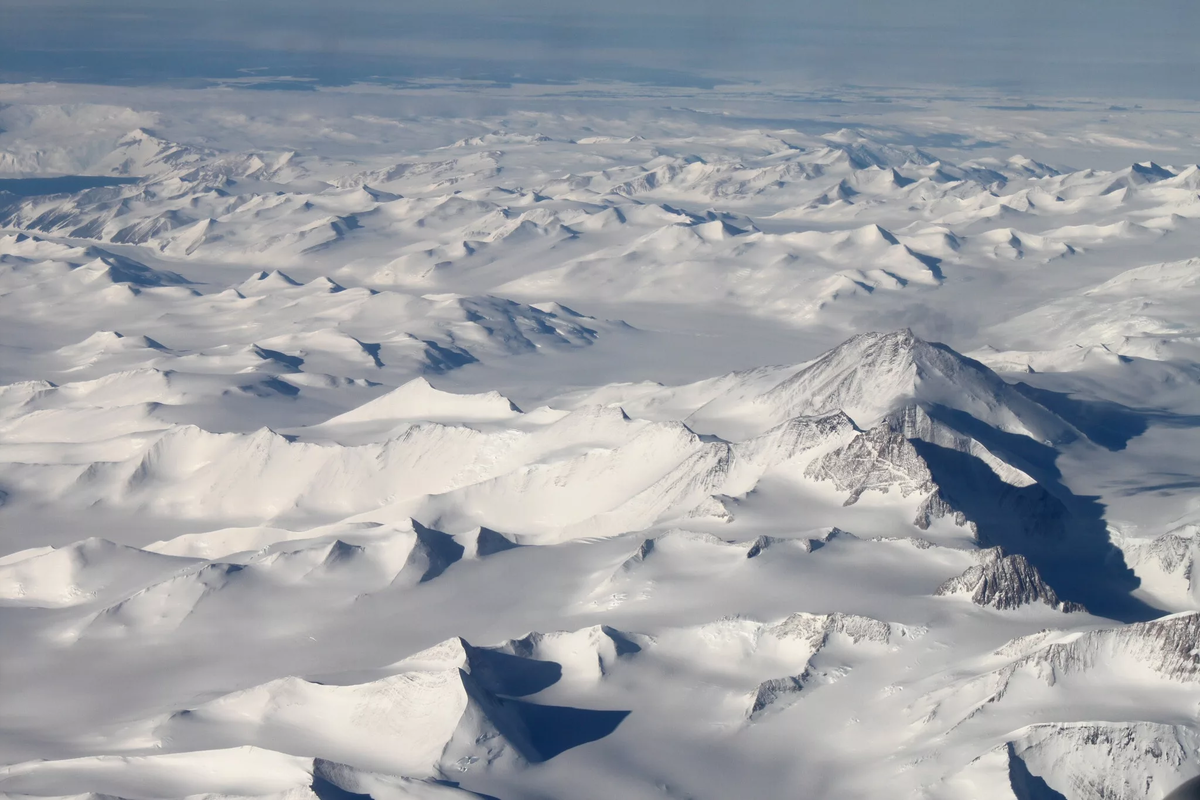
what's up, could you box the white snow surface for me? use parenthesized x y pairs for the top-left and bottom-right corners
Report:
(2, 80), (1200, 800)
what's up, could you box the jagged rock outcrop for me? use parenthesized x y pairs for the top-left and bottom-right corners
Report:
(765, 611), (898, 648)
(936, 548), (1084, 612)
(1030, 612), (1200, 682)
(1121, 525), (1200, 609)
(802, 395), (1071, 547)
(1009, 721), (1200, 800)
(748, 675), (805, 719)
(747, 612), (915, 719)
(802, 419), (975, 532)
(974, 613), (1200, 706)
(804, 422), (936, 504)
(1144, 527), (1200, 580)
(732, 411), (856, 467)
(744, 527), (855, 558)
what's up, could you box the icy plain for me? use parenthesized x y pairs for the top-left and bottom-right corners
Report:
(2, 80), (1200, 799)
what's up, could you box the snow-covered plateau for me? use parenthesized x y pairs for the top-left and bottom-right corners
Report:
(2, 80), (1200, 799)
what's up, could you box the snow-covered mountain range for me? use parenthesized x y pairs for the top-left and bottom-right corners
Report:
(2, 81), (1200, 799)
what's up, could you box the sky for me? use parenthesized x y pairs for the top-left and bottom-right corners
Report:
(2, 0), (1199, 98)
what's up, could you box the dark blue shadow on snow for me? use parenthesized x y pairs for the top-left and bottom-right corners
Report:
(921, 405), (1161, 622)
(465, 648), (563, 698)
(1006, 744), (1068, 800)
(508, 699), (630, 761)
(1165, 775), (1200, 800)
(310, 777), (372, 800)
(1012, 383), (1149, 452)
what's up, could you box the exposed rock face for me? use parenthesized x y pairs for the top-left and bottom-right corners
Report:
(747, 612), (912, 720)
(733, 411), (857, 467)
(745, 527), (854, 558)
(804, 402), (1074, 548)
(748, 675), (806, 718)
(801, 415), (979, 532)
(920, 615), (1200, 784)
(979, 613), (1200, 696)
(1122, 525), (1200, 609)
(936, 549), (1084, 613)
(766, 610), (898, 648)
(883, 404), (1035, 488)
(1010, 721), (1200, 800)
(804, 423), (936, 505)
(757, 334), (1083, 553)
(1036, 612), (1200, 682)
(951, 722), (1200, 800)
(1147, 529), (1200, 579)
(801, 398), (1053, 530)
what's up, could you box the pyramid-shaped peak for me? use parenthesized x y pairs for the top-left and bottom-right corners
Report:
(72, 330), (127, 347)
(392, 636), (473, 672)
(825, 128), (869, 144)
(937, 550), (1083, 612)
(118, 127), (158, 144)
(754, 330), (1072, 443)
(848, 224), (901, 247)
(239, 269), (301, 291)
(304, 275), (346, 293)
(1132, 161), (1175, 181)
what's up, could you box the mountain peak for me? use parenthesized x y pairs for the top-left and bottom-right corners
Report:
(751, 330), (1070, 443)
(937, 549), (1084, 612)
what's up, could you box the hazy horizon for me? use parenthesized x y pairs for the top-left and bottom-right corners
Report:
(3, 0), (1199, 98)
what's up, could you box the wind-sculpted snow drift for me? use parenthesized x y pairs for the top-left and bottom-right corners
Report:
(2, 86), (1200, 800)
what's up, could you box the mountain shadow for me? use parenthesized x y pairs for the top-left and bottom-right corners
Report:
(465, 646), (563, 697)
(1007, 744), (1069, 800)
(910, 437), (1160, 622)
(1165, 775), (1200, 800)
(927, 404), (1065, 482)
(411, 521), (466, 582)
(507, 700), (630, 761)
(1013, 383), (1148, 452)
(311, 776), (373, 800)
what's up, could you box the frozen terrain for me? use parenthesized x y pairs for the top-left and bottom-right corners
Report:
(2, 79), (1200, 799)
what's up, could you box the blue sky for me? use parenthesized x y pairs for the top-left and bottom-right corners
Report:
(2, 0), (1198, 98)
